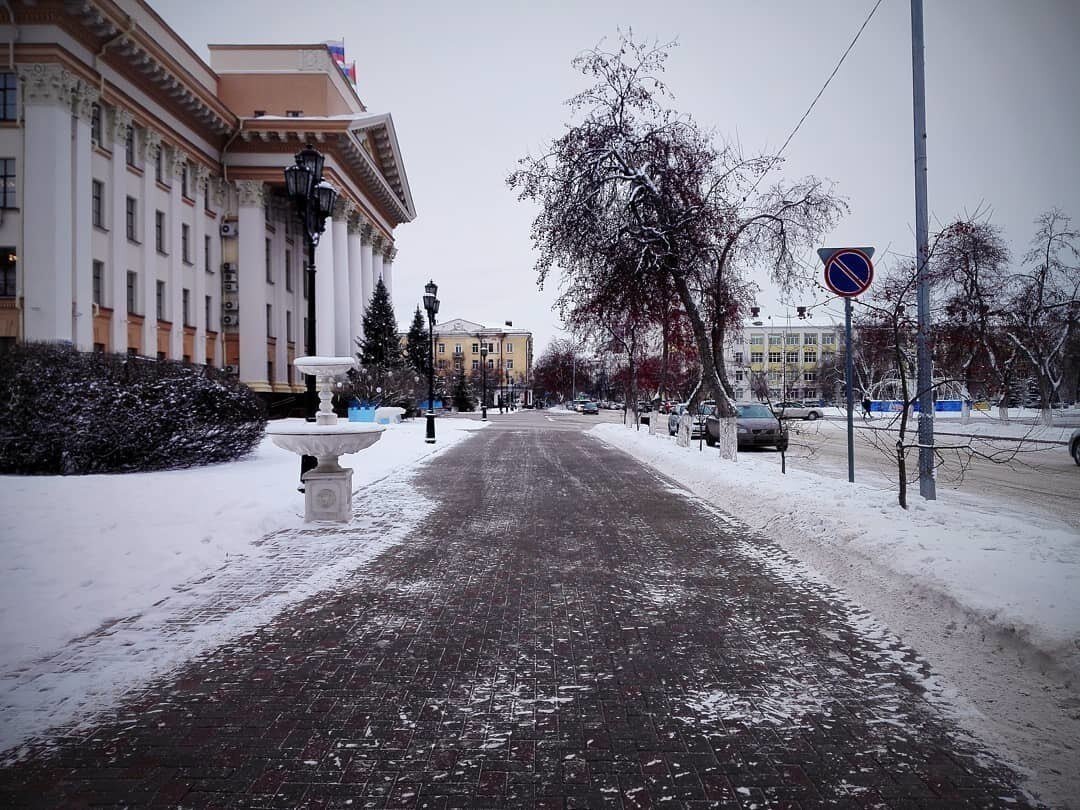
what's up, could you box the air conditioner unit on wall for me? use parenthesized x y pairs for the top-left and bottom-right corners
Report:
(221, 262), (235, 273)
(222, 314), (239, 327)
(220, 221), (238, 237)
(223, 281), (238, 293)
(222, 270), (238, 283)
(223, 300), (239, 312)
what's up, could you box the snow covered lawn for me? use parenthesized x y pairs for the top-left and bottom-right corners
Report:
(0, 417), (485, 754)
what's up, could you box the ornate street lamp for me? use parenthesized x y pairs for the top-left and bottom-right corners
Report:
(284, 144), (338, 486)
(422, 280), (439, 443)
(480, 343), (488, 421)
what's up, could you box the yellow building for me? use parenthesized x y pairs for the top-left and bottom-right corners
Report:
(727, 313), (842, 403)
(432, 318), (533, 407)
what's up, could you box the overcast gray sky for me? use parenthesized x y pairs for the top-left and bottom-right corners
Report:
(154, 0), (1080, 354)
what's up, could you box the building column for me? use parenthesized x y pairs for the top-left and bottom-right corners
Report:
(192, 165), (208, 363)
(236, 180), (268, 390)
(107, 108), (132, 352)
(18, 64), (76, 343)
(271, 197), (289, 390)
(208, 179), (226, 366)
(167, 149), (185, 359)
(359, 220), (374, 318)
(347, 214), (364, 348)
(72, 81), (98, 350)
(371, 233), (385, 293)
(331, 199), (352, 356)
(140, 130), (161, 355)
(382, 245), (397, 302)
(314, 230), (335, 356)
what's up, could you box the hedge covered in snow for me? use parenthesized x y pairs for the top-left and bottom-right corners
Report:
(0, 343), (267, 475)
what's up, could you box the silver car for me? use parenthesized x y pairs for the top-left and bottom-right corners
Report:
(705, 403), (789, 451)
(668, 402), (713, 437)
(1070, 428), (1080, 466)
(772, 400), (824, 420)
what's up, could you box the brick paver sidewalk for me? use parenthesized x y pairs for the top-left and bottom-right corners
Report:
(0, 418), (1038, 808)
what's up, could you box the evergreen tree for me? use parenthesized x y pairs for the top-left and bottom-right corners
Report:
(451, 364), (476, 411)
(358, 278), (402, 369)
(405, 306), (429, 377)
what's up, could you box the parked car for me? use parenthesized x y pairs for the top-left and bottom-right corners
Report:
(667, 402), (714, 437)
(705, 402), (789, 451)
(580, 401), (600, 415)
(771, 401), (824, 420)
(1071, 428), (1080, 466)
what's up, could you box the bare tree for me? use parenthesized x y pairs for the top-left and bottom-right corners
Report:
(509, 33), (844, 458)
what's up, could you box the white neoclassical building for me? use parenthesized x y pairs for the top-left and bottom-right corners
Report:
(0, 0), (415, 401)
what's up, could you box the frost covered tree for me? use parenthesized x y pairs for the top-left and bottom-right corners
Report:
(509, 33), (844, 458)
(404, 305), (430, 379)
(358, 278), (402, 370)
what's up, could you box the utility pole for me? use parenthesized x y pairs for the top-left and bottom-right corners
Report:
(911, 0), (936, 499)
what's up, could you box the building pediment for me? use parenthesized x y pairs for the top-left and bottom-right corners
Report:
(436, 319), (486, 332)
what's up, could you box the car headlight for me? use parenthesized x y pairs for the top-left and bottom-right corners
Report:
(737, 425), (748, 433)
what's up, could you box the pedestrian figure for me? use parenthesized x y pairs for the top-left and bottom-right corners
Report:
(862, 396), (872, 419)
(498, 394), (504, 414)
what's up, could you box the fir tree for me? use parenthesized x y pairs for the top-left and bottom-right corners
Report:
(358, 278), (402, 369)
(405, 306), (429, 377)
(451, 364), (476, 411)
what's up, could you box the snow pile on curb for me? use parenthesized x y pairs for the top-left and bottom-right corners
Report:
(590, 422), (1080, 678)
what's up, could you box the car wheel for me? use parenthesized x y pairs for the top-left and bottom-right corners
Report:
(806, 411), (819, 420)
(705, 433), (716, 447)
(668, 428), (675, 436)
(1073, 440), (1080, 466)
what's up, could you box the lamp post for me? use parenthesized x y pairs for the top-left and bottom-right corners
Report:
(423, 280), (439, 443)
(480, 344), (488, 420)
(284, 144), (338, 486)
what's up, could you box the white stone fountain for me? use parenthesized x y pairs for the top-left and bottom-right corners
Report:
(266, 356), (384, 523)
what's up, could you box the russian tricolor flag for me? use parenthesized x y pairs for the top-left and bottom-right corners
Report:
(324, 39), (345, 66)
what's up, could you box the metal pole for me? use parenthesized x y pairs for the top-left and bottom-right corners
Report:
(299, 223), (318, 485)
(426, 318), (436, 443)
(481, 351), (487, 420)
(911, 0), (936, 499)
(845, 297), (855, 483)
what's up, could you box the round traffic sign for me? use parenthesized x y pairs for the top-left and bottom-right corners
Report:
(824, 248), (874, 297)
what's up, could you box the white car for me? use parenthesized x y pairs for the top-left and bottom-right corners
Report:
(771, 401), (824, 420)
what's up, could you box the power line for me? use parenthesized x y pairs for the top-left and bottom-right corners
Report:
(742, 0), (887, 204)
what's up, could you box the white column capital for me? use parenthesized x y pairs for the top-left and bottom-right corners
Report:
(17, 63), (77, 108)
(72, 80), (100, 123)
(383, 245), (397, 262)
(170, 148), (189, 180)
(333, 197), (356, 221)
(211, 176), (227, 208)
(371, 232), (386, 254)
(140, 128), (161, 163)
(359, 220), (374, 244)
(235, 179), (266, 208)
(347, 212), (367, 235)
(108, 106), (132, 144)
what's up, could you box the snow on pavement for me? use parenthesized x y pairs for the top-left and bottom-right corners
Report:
(0, 417), (486, 755)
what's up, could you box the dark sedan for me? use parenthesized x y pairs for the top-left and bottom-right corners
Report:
(579, 401), (600, 414)
(705, 403), (789, 451)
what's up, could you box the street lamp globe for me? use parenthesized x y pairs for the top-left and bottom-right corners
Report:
(294, 143), (325, 183)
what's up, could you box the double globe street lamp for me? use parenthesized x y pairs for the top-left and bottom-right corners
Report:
(422, 280), (440, 444)
(284, 144), (338, 484)
(480, 344), (488, 420)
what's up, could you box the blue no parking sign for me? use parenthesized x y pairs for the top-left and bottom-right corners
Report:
(818, 247), (875, 297)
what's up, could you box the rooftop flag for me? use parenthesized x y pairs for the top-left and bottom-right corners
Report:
(324, 39), (345, 65)
(345, 61), (357, 84)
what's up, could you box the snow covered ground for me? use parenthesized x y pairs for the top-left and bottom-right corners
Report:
(0, 417), (486, 756)
(591, 416), (1079, 807)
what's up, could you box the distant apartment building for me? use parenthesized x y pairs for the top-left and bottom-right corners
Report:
(0, 0), (414, 403)
(432, 318), (534, 407)
(726, 312), (842, 403)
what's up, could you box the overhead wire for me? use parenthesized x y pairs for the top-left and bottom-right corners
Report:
(741, 0), (888, 205)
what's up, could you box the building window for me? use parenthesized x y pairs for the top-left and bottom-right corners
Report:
(181, 165), (189, 198)
(180, 288), (190, 326)
(125, 126), (136, 166)
(285, 251), (292, 291)
(0, 73), (17, 122)
(750, 351), (763, 364)
(265, 239), (273, 283)
(156, 280), (166, 320)
(126, 197), (137, 242)
(733, 351), (744, 364)
(487, 358), (494, 369)
(91, 180), (104, 228)
(768, 334), (782, 346)
(768, 351), (782, 363)
(204, 235), (212, 272)
(735, 370), (744, 382)
(438, 343), (445, 353)
(0, 159), (16, 208)
(285, 110), (303, 117)
(92, 260), (104, 305)
(471, 343), (479, 354)
(749, 334), (763, 345)
(266, 303), (273, 337)
(286, 311), (293, 342)
(804, 333), (818, 345)
(785, 351), (798, 364)
(472, 359), (479, 370)
(454, 343), (462, 354)
(181, 224), (191, 263)
(803, 371), (817, 382)
(0, 248), (15, 297)
(505, 359), (513, 369)
(90, 104), (102, 146)
(506, 342), (513, 353)
(155, 211), (166, 253)
(126, 271), (137, 314)
(205, 295), (212, 330)
(822, 351), (835, 364)
(803, 350), (817, 364)
(822, 333), (835, 346)
(437, 359), (446, 369)
(154, 149), (164, 184)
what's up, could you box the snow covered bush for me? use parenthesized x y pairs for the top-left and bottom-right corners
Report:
(0, 343), (266, 475)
